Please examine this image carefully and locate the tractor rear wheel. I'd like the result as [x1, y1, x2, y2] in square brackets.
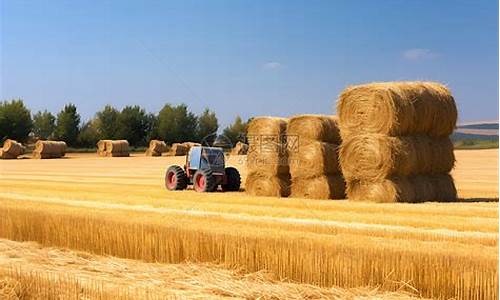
[193, 169, 217, 192]
[165, 165, 188, 191]
[222, 167, 241, 191]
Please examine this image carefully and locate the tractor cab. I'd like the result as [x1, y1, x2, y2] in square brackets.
[186, 146, 225, 177]
[165, 146, 241, 192]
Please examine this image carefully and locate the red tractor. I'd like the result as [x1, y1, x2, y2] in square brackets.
[165, 146, 241, 192]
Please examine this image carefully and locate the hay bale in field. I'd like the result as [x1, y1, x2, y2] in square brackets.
[245, 171, 290, 197]
[287, 114, 341, 144]
[182, 142, 201, 151]
[166, 143, 188, 156]
[32, 141, 67, 159]
[96, 139, 112, 156]
[337, 81, 457, 138]
[145, 140, 167, 156]
[287, 114, 344, 200]
[346, 174, 457, 203]
[246, 117, 290, 197]
[0, 139, 25, 159]
[288, 141, 340, 178]
[339, 134, 455, 181]
[231, 141, 248, 155]
[291, 175, 345, 199]
[103, 140, 129, 157]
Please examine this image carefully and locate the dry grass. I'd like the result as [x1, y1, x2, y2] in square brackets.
[0, 239, 424, 300]
[0, 150, 497, 299]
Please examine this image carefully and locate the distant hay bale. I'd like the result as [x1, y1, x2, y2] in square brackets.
[246, 117, 290, 197]
[288, 141, 340, 178]
[145, 140, 167, 156]
[346, 174, 457, 203]
[287, 114, 341, 144]
[291, 175, 345, 199]
[231, 141, 249, 155]
[32, 141, 66, 159]
[340, 134, 455, 182]
[166, 143, 188, 156]
[0, 139, 25, 159]
[96, 140, 129, 157]
[245, 171, 290, 197]
[337, 81, 457, 138]
[182, 142, 201, 151]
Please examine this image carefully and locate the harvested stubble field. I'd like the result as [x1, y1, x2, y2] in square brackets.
[0, 149, 498, 299]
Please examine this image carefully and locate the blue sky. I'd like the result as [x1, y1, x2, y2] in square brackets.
[1, 0, 498, 127]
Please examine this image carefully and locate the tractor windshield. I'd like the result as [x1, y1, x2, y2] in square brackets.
[200, 148, 225, 173]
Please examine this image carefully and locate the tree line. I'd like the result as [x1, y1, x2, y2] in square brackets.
[0, 99, 248, 147]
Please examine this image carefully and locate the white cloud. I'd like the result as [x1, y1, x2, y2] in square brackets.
[263, 62, 283, 70]
[402, 48, 438, 61]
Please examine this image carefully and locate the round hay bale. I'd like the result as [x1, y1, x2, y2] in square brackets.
[287, 114, 341, 144]
[0, 149, 16, 159]
[245, 171, 290, 197]
[105, 140, 129, 154]
[167, 143, 188, 156]
[247, 117, 288, 137]
[2, 139, 24, 157]
[346, 175, 456, 203]
[182, 142, 201, 151]
[339, 134, 454, 182]
[97, 139, 111, 155]
[247, 117, 289, 177]
[289, 141, 340, 178]
[149, 140, 167, 153]
[337, 81, 457, 138]
[33, 141, 67, 158]
[290, 175, 345, 199]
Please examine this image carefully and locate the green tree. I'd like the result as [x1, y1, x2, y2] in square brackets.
[222, 116, 247, 146]
[77, 119, 100, 147]
[32, 110, 56, 139]
[54, 103, 80, 146]
[197, 108, 218, 145]
[95, 105, 119, 139]
[157, 103, 198, 144]
[0, 99, 32, 142]
[145, 113, 159, 142]
[116, 105, 149, 146]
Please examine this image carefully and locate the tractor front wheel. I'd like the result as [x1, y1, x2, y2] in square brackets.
[222, 167, 241, 192]
[193, 169, 217, 192]
[165, 165, 188, 191]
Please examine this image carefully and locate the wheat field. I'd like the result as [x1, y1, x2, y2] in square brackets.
[0, 149, 498, 299]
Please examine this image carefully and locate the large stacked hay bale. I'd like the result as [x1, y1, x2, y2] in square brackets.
[231, 141, 248, 155]
[337, 81, 458, 203]
[287, 115, 345, 199]
[32, 141, 66, 159]
[97, 140, 129, 157]
[246, 117, 290, 197]
[145, 140, 167, 156]
[0, 139, 25, 159]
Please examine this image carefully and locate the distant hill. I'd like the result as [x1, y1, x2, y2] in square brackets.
[452, 121, 498, 149]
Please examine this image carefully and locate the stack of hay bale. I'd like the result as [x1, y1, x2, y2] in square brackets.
[0, 139, 25, 159]
[32, 141, 67, 159]
[287, 115, 345, 199]
[337, 81, 458, 203]
[246, 117, 290, 197]
[97, 140, 129, 157]
[145, 140, 167, 156]
[231, 141, 249, 155]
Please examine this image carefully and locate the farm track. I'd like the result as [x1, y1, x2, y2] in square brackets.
[0, 149, 498, 299]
